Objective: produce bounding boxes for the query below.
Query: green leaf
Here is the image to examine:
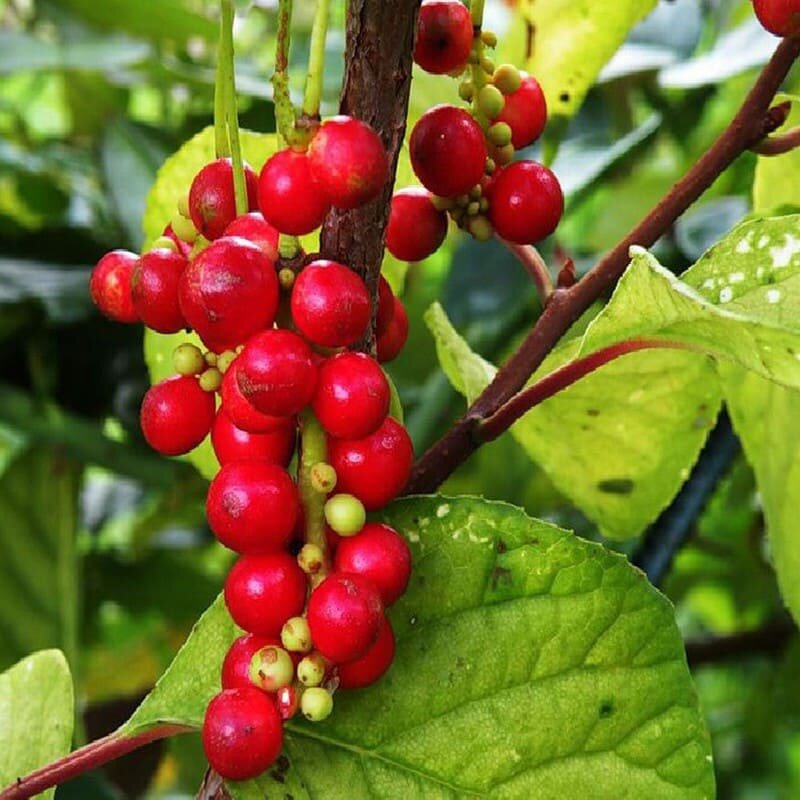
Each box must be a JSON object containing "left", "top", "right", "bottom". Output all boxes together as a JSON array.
[
  {"left": 120, "top": 497, "right": 714, "bottom": 798},
  {"left": 753, "top": 94, "right": 800, "bottom": 214},
  {"left": 0, "top": 448, "right": 82, "bottom": 672},
  {"left": 0, "top": 650, "right": 74, "bottom": 800}
]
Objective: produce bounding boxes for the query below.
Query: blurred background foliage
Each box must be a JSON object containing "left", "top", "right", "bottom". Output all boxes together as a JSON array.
[{"left": 0, "top": 0, "right": 798, "bottom": 796}]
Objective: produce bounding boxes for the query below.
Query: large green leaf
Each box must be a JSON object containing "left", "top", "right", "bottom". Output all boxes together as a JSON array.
[
  {"left": 119, "top": 497, "right": 714, "bottom": 797},
  {"left": 0, "top": 650, "right": 74, "bottom": 800}
]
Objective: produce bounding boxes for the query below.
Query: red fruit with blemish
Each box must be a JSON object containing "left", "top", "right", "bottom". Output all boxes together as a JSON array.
[
  {"left": 211, "top": 410, "right": 295, "bottom": 467},
  {"left": 140, "top": 375, "right": 215, "bottom": 456},
  {"left": 179, "top": 236, "right": 279, "bottom": 352},
  {"left": 189, "top": 158, "right": 258, "bottom": 241},
  {"left": 89, "top": 250, "right": 139, "bottom": 323},
  {"left": 221, "top": 362, "right": 289, "bottom": 433},
  {"left": 494, "top": 74, "right": 548, "bottom": 149},
  {"left": 376, "top": 295, "right": 408, "bottom": 363},
  {"left": 337, "top": 618, "right": 395, "bottom": 689},
  {"left": 221, "top": 633, "right": 281, "bottom": 690},
  {"left": 223, "top": 212, "right": 280, "bottom": 263},
  {"left": 208, "top": 461, "right": 299, "bottom": 554},
  {"left": 413, "top": 0, "right": 473, "bottom": 75},
  {"left": 386, "top": 187, "right": 447, "bottom": 262},
  {"left": 131, "top": 248, "right": 187, "bottom": 333}
]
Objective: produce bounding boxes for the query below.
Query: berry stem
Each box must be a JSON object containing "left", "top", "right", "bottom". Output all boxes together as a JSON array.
[
  {"left": 468, "top": 0, "right": 489, "bottom": 130},
  {"left": 751, "top": 116, "right": 800, "bottom": 155},
  {"left": 302, "top": 0, "right": 331, "bottom": 119},
  {"left": 298, "top": 409, "right": 331, "bottom": 582},
  {"left": 219, "top": 0, "right": 248, "bottom": 216},
  {"left": 214, "top": 36, "right": 230, "bottom": 158},
  {"left": 273, "top": 0, "right": 298, "bottom": 146},
  {"left": 501, "top": 240, "right": 554, "bottom": 304}
]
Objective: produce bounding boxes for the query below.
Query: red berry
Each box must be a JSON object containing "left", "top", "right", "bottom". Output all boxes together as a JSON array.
[
  {"left": 334, "top": 523, "right": 411, "bottom": 606},
  {"left": 211, "top": 410, "right": 295, "bottom": 467},
  {"left": 236, "top": 330, "right": 318, "bottom": 417},
  {"left": 223, "top": 212, "right": 280, "bottom": 263},
  {"left": 386, "top": 187, "right": 447, "bottom": 262},
  {"left": 131, "top": 249, "right": 187, "bottom": 333},
  {"left": 208, "top": 461, "right": 299, "bottom": 554},
  {"left": 162, "top": 224, "right": 193, "bottom": 258},
  {"left": 313, "top": 352, "right": 389, "bottom": 439},
  {"left": 202, "top": 687, "right": 283, "bottom": 781},
  {"left": 753, "top": 0, "right": 800, "bottom": 35},
  {"left": 179, "top": 237, "right": 279, "bottom": 352},
  {"left": 307, "top": 572, "right": 384, "bottom": 663},
  {"left": 410, "top": 105, "right": 487, "bottom": 197},
  {"left": 376, "top": 295, "right": 408, "bottom": 363},
  {"left": 337, "top": 618, "right": 395, "bottom": 690},
  {"left": 89, "top": 250, "right": 139, "bottom": 323},
  {"left": 376, "top": 275, "right": 395, "bottom": 338},
  {"left": 140, "top": 375, "right": 215, "bottom": 456},
  {"left": 413, "top": 0, "right": 473, "bottom": 75},
  {"left": 307, "top": 116, "right": 389, "bottom": 209},
  {"left": 221, "top": 362, "right": 289, "bottom": 433},
  {"left": 494, "top": 74, "right": 547, "bottom": 149},
  {"left": 224, "top": 552, "right": 307, "bottom": 636},
  {"left": 328, "top": 417, "right": 413, "bottom": 510},
  {"left": 487, "top": 160, "right": 564, "bottom": 244},
  {"left": 291, "top": 260, "right": 371, "bottom": 348},
  {"left": 258, "top": 149, "right": 330, "bottom": 235},
  {"left": 275, "top": 685, "right": 299, "bottom": 720},
  {"left": 221, "top": 633, "right": 280, "bottom": 690},
  {"left": 189, "top": 158, "right": 258, "bottom": 241}
]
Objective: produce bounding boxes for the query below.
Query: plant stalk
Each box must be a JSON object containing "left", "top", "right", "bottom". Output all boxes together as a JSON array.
[{"left": 302, "top": 0, "right": 331, "bottom": 119}]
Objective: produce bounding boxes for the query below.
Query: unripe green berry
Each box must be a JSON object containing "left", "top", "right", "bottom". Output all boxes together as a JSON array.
[
  {"left": 323, "top": 493, "right": 366, "bottom": 537},
  {"left": 279, "top": 268, "right": 295, "bottom": 291},
  {"left": 199, "top": 367, "right": 222, "bottom": 392},
  {"left": 281, "top": 616, "right": 313, "bottom": 653},
  {"left": 170, "top": 212, "right": 198, "bottom": 244},
  {"left": 458, "top": 81, "right": 474, "bottom": 102},
  {"left": 481, "top": 30, "right": 498, "bottom": 48},
  {"left": 485, "top": 158, "right": 496, "bottom": 174},
  {"left": 469, "top": 184, "right": 483, "bottom": 200},
  {"left": 455, "top": 193, "right": 470, "bottom": 208},
  {"left": 488, "top": 121, "right": 513, "bottom": 147},
  {"left": 493, "top": 64, "right": 522, "bottom": 95},
  {"left": 249, "top": 645, "right": 294, "bottom": 692},
  {"left": 478, "top": 85, "right": 505, "bottom": 119},
  {"left": 216, "top": 350, "right": 237, "bottom": 374},
  {"left": 468, "top": 49, "right": 480, "bottom": 65},
  {"left": 480, "top": 56, "right": 496, "bottom": 75},
  {"left": 204, "top": 351, "right": 218, "bottom": 367},
  {"left": 493, "top": 143, "right": 515, "bottom": 165},
  {"left": 301, "top": 687, "right": 333, "bottom": 722},
  {"left": 466, "top": 201, "right": 480, "bottom": 216},
  {"left": 298, "top": 543, "right": 325, "bottom": 575},
  {"left": 177, "top": 194, "right": 190, "bottom": 218},
  {"left": 311, "top": 462, "right": 337, "bottom": 493},
  {"left": 173, "top": 343, "right": 205, "bottom": 376},
  {"left": 468, "top": 215, "right": 494, "bottom": 242},
  {"left": 431, "top": 195, "right": 454, "bottom": 212},
  {"left": 151, "top": 235, "right": 178, "bottom": 253},
  {"left": 479, "top": 197, "right": 489, "bottom": 212},
  {"left": 297, "top": 652, "right": 327, "bottom": 687}
]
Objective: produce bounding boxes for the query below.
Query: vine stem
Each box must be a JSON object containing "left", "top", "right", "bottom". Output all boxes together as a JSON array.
[
  {"left": 752, "top": 123, "right": 800, "bottom": 155},
  {"left": 302, "top": 0, "right": 331, "bottom": 119},
  {"left": 298, "top": 409, "right": 331, "bottom": 582},
  {"left": 501, "top": 240, "right": 554, "bottom": 304},
  {"left": 0, "top": 725, "right": 191, "bottom": 800},
  {"left": 405, "top": 35, "right": 800, "bottom": 495},
  {"left": 273, "top": 0, "right": 298, "bottom": 145}
]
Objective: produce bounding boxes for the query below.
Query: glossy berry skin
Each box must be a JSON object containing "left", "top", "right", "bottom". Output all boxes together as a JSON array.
[
  {"left": 328, "top": 417, "right": 414, "bottom": 510},
  {"left": 313, "top": 352, "right": 389, "bottom": 439},
  {"left": 414, "top": 0, "right": 473, "bottom": 75},
  {"left": 291, "top": 261, "right": 371, "bottom": 348},
  {"left": 753, "top": 0, "right": 800, "bottom": 35},
  {"left": 224, "top": 552, "right": 307, "bottom": 636},
  {"left": 221, "top": 633, "right": 280, "bottom": 690},
  {"left": 223, "top": 212, "right": 280, "bottom": 263},
  {"left": 202, "top": 687, "right": 283, "bottom": 781},
  {"left": 334, "top": 523, "right": 412, "bottom": 606},
  {"left": 208, "top": 461, "right": 299, "bottom": 554},
  {"left": 221, "top": 363, "right": 289, "bottom": 433},
  {"left": 89, "top": 250, "right": 139, "bottom": 323},
  {"left": 337, "top": 618, "right": 395, "bottom": 689},
  {"left": 189, "top": 158, "right": 258, "bottom": 241},
  {"left": 140, "top": 375, "right": 215, "bottom": 456},
  {"left": 410, "top": 105, "right": 487, "bottom": 197},
  {"left": 487, "top": 160, "right": 564, "bottom": 245},
  {"left": 211, "top": 410, "right": 295, "bottom": 467},
  {"left": 258, "top": 149, "right": 330, "bottom": 235},
  {"left": 386, "top": 188, "right": 448, "bottom": 262},
  {"left": 376, "top": 275, "right": 395, "bottom": 337},
  {"left": 376, "top": 295, "right": 409, "bottom": 363},
  {"left": 237, "top": 329, "right": 318, "bottom": 417},
  {"left": 131, "top": 248, "right": 187, "bottom": 333},
  {"left": 494, "top": 74, "right": 548, "bottom": 149},
  {"left": 275, "top": 685, "right": 299, "bottom": 720},
  {"left": 179, "top": 237, "right": 279, "bottom": 352},
  {"left": 307, "top": 572, "right": 384, "bottom": 663},
  {"left": 307, "top": 116, "right": 389, "bottom": 209}
]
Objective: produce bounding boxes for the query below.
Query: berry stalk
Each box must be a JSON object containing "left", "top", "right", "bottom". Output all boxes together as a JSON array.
[
  {"left": 302, "top": 0, "right": 331, "bottom": 120},
  {"left": 298, "top": 409, "right": 331, "bottom": 581},
  {"left": 273, "top": 0, "right": 298, "bottom": 146}
]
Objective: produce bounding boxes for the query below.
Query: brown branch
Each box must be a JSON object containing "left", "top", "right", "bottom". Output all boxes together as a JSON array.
[
  {"left": 405, "top": 35, "right": 800, "bottom": 495},
  {"left": 686, "top": 617, "right": 795, "bottom": 667},
  {"left": 501, "top": 239, "right": 554, "bottom": 304},
  {"left": 320, "top": 0, "right": 423, "bottom": 353},
  {"left": 197, "top": 768, "right": 231, "bottom": 800},
  {"left": 0, "top": 725, "right": 191, "bottom": 800},
  {"left": 752, "top": 122, "right": 800, "bottom": 155}
]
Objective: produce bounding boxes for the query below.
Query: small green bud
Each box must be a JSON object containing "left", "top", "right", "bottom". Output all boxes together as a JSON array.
[
  {"left": 469, "top": 184, "right": 483, "bottom": 200},
  {"left": 479, "top": 197, "right": 490, "bottom": 212},
  {"left": 173, "top": 343, "right": 205, "bottom": 376},
  {"left": 485, "top": 157, "right": 497, "bottom": 175},
  {"left": 493, "top": 143, "right": 515, "bottom": 166},
  {"left": 177, "top": 194, "right": 190, "bottom": 218},
  {"left": 467, "top": 49, "right": 480, "bottom": 65},
  {"left": 298, "top": 543, "right": 325, "bottom": 575},
  {"left": 468, "top": 215, "right": 494, "bottom": 242},
  {"left": 480, "top": 56, "right": 496, "bottom": 75},
  {"left": 455, "top": 193, "right": 470, "bottom": 208},
  {"left": 301, "top": 687, "right": 334, "bottom": 722},
  {"left": 481, "top": 30, "right": 498, "bottom": 48},
  {"left": 281, "top": 616, "right": 313, "bottom": 653},
  {"left": 279, "top": 268, "right": 295, "bottom": 291},
  {"left": 170, "top": 212, "right": 198, "bottom": 244},
  {"left": 216, "top": 350, "right": 237, "bottom": 374},
  {"left": 493, "top": 63, "right": 522, "bottom": 95},
  {"left": 151, "top": 235, "right": 178, "bottom": 253},
  {"left": 249, "top": 645, "right": 294, "bottom": 692},
  {"left": 310, "top": 462, "right": 337, "bottom": 494},
  {"left": 204, "top": 351, "right": 218, "bottom": 367},
  {"left": 297, "top": 652, "right": 327, "bottom": 687},
  {"left": 478, "top": 85, "right": 505, "bottom": 119},
  {"left": 431, "top": 195, "right": 454, "bottom": 212},
  {"left": 458, "top": 80, "right": 474, "bottom": 102},
  {"left": 198, "top": 367, "right": 222, "bottom": 392},
  {"left": 466, "top": 201, "right": 480, "bottom": 216},
  {"left": 488, "top": 121, "right": 513, "bottom": 147},
  {"left": 324, "top": 493, "right": 366, "bottom": 537}
]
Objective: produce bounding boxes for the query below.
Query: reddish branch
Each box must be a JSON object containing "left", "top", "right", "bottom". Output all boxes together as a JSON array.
[
  {"left": 406, "top": 35, "right": 800, "bottom": 494},
  {"left": 752, "top": 123, "right": 800, "bottom": 155},
  {"left": 501, "top": 239, "right": 554, "bottom": 304},
  {"left": 686, "top": 617, "right": 795, "bottom": 667},
  {"left": 0, "top": 725, "right": 190, "bottom": 800}
]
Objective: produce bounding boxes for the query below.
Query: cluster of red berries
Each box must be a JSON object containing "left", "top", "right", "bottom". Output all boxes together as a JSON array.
[
  {"left": 382, "top": 0, "right": 563, "bottom": 266},
  {"left": 89, "top": 116, "right": 416, "bottom": 782},
  {"left": 753, "top": 0, "right": 800, "bottom": 36}
]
